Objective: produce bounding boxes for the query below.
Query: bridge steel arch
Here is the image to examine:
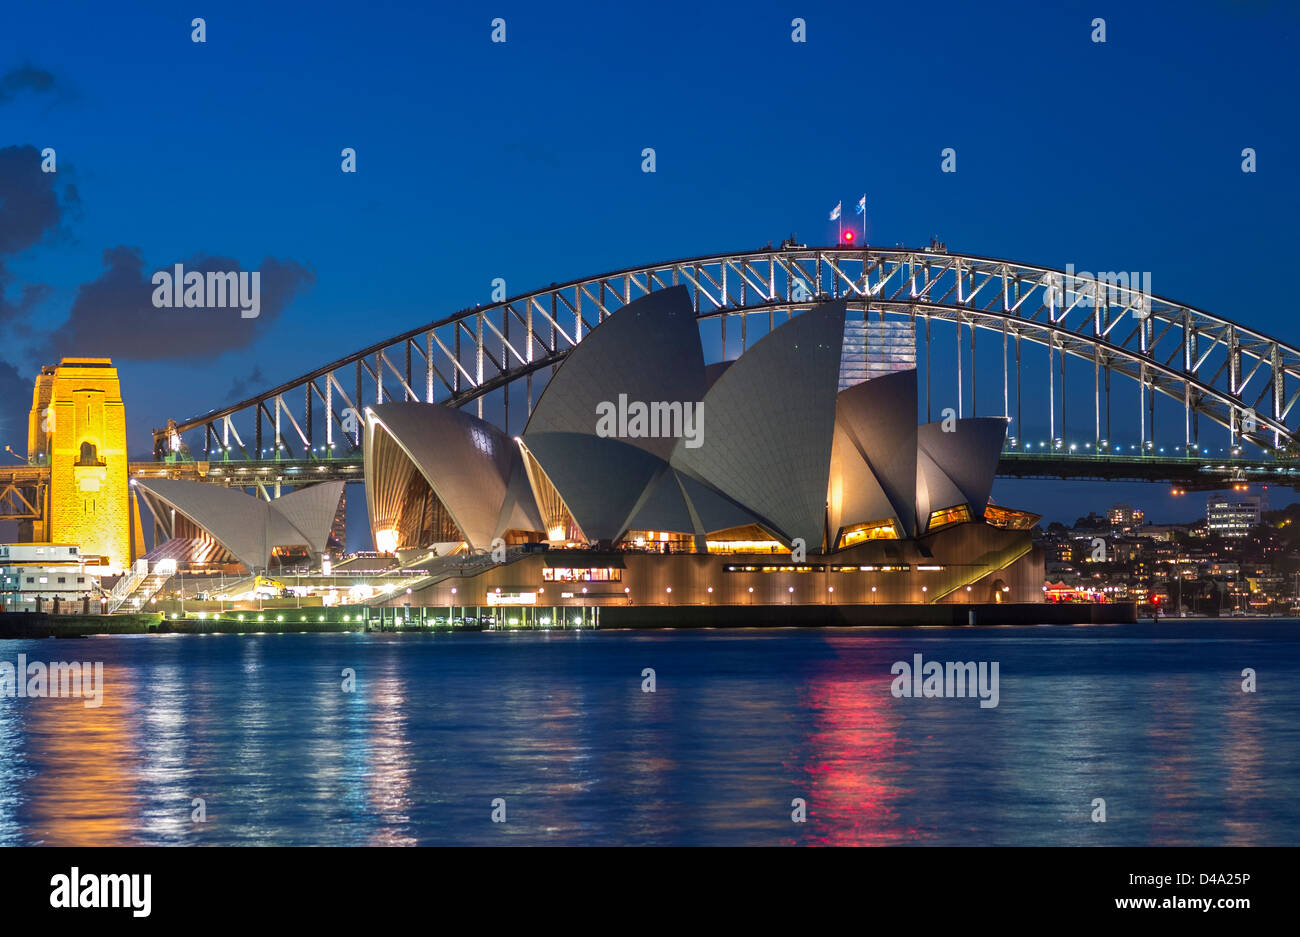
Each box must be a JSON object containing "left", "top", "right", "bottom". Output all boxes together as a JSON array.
[{"left": 155, "top": 246, "right": 1300, "bottom": 464}]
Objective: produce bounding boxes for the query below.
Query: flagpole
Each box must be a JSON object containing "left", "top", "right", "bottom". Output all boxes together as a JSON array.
[{"left": 861, "top": 194, "right": 867, "bottom": 243}]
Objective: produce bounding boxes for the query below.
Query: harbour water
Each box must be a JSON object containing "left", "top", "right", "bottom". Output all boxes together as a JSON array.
[{"left": 1, "top": 621, "right": 1296, "bottom": 846}]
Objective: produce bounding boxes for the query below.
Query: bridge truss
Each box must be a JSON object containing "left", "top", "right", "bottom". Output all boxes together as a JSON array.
[{"left": 156, "top": 245, "right": 1300, "bottom": 475}]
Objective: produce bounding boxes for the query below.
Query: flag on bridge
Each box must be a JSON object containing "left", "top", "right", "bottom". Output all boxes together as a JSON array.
[
  {"left": 829, "top": 201, "right": 841, "bottom": 221},
  {"left": 856, "top": 195, "right": 866, "bottom": 214}
]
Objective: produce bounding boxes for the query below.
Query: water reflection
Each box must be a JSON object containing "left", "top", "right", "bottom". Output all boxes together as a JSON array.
[
  {"left": 25, "top": 659, "right": 139, "bottom": 846},
  {"left": 796, "top": 658, "right": 908, "bottom": 846},
  {"left": 0, "top": 624, "right": 1296, "bottom": 846}
]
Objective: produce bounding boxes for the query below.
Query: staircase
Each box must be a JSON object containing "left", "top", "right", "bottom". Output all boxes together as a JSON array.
[{"left": 106, "top": 538, "right": 203, "bottom": 612}]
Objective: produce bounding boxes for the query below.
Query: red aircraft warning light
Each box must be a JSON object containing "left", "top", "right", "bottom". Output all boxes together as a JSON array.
[{"left": 841, "top": 229, "right": 855, "bottom": 244}]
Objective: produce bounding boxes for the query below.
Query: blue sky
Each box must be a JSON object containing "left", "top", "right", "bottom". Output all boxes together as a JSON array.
[{"left": 1, "top": 0, "right": 1297, "bottom": 545}]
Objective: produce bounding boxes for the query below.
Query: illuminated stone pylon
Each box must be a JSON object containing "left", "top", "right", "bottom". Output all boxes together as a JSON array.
[{"left": 26, "top": 358, "right": 134, "bottom": 573}]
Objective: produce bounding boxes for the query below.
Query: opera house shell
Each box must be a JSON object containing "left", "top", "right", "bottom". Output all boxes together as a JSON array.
[
  {"left": 362, "top": 286, "right": 1043, "bottom": 609},
  {"left": 132, "top": 477, "right": 344, "bottom": 572}
]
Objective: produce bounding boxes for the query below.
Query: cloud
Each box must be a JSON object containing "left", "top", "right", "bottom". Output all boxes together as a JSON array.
[
  {"left": 0, "top": 144, "right": 73, "bottom": 331},
  {"left": 33, "top": 247, "right": 315, "bottom": 362},
  {"left": 0, "top": 261, "right": 52, "bottom": 325},
  {"left": 0, "top": 65, "right": 56, "bottom": 106},
  {"left": 0, "top": 358, "right": 34, "bottom": 454},
  {"left": 0, "top": 144, "right": 66, "bottom": 255},
  {"left": 226, "top": 363, "right": 266, "bottom": 401}
]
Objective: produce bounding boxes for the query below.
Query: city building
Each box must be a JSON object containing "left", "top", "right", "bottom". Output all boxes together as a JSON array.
[
  {"left": 1207, "top": 496, "right": 1260, "bottom": 538},
  {"left": 0, "top": 543, "right": 93, "bottom": 612},
  {"left": 362, "top": 287, "right": 1045, "bottom": 612},
  {"left": 1107, "top": 503, "right": 1145, "bottom": 530}
]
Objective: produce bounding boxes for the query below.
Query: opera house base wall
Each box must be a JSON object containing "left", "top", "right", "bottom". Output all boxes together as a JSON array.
[
  {"left": 384, "top": 524, "right": 1046, "bottom": 607},
  {"left": 368, "top": 527, "right": 1139, "bottom": 625}
]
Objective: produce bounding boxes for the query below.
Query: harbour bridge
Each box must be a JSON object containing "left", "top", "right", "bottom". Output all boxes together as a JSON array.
[{"left": 140, "top": 243, "right": 1300, "bottom": 498}]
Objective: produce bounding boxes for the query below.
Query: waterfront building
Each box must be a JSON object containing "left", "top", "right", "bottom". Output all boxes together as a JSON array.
[
  {"left": 361, "top": 287, "right": 1044, "bottom": 611},
  {"left": 0, "top": 543, "right": 92, "bottom": 612}
]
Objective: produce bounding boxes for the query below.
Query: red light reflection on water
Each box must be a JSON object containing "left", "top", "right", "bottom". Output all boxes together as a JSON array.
[{"left": 790, "top": 658, "right": 923, "bottom": 846}]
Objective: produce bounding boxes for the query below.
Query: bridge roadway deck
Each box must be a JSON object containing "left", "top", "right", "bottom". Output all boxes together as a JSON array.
[
  {"left": 4, "top": 451, "right": 1297, "bottom": 495},
  {"left": 122, "top": 451, "right": 1300, "bottom": 491}
]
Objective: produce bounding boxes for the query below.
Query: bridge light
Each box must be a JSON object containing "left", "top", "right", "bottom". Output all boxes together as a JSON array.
[{"left": 841, "top": 229, "right": 855, "bottom": 244}]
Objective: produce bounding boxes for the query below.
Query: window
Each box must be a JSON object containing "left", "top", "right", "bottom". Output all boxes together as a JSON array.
[
  {"left": 838, "top": 519, "right": 900, "bottom": 547},
  {"left": 927, "top": 504, "right": 973, "bottom": 531},
  {"left": 25, "top": 577, "right": 34, "bottom": 584},
  {"left": 57, "top": 577, "right": 66, "bottom": 584},
  {"left": 77, "top": 441, "right": 100, "bottom": 466},
  {"left": 541, "top": 567, "right": 623, "bottom": 583}
]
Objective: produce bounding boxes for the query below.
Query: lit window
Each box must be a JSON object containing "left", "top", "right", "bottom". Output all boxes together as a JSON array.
[
  {"left": 838, "top": 519, "right": 900, "bottom": 547},
  {"left": 927, "top": 504, "right": 973, "bottom": 531}
]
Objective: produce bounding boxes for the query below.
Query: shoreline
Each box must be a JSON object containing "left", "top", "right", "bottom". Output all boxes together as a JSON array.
[{"left": 0, "top": 601, "right": 1142, "bottom": 638}]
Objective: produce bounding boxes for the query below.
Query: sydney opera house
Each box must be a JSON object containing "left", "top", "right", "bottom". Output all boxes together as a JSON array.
[{"left": 361, "top": 287, "right": 1046, "bottom": 623}]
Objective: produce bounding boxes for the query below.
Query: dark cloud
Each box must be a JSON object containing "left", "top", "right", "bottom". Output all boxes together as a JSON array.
[
  {"left": 0, "top": 144, "right": 71, "bottom": 331},
  {"left": 34, "top": 247, "right": 315, "bottom": 362},
  {"left": 226, "top": 363, "right": 266, "bottom": 401},
  {"left": 0, "top": 65, "right": 56, "bottom": 106},
  {"left": 0, "top": 260, "right": 52, "bottom": 325},
  {"left": 0, "top": 358, "right": 34, "bottom": 453},
  {"left": 0, "top": 144, "right": 65, "bottom": 255}
]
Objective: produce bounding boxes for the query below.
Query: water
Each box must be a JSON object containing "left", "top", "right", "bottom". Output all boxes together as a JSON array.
[{"left": 1, "top": 621, "right": 1297, "bottom": 846}]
